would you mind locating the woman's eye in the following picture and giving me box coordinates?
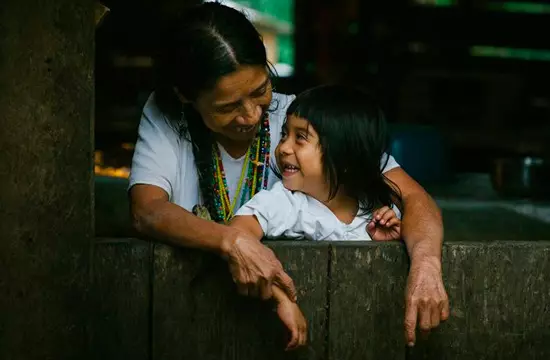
[297,133,307,141]
[217,105,237,114]
[252,86,268,97]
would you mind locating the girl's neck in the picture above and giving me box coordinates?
[321,190,358,225]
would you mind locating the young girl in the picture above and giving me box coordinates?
[230,85,403,350]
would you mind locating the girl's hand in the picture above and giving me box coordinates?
[275,299,308,351]
[367,206,401,241]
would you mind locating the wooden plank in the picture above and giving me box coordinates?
[152,241,329,360]
[328,242,409,360]
[409,242,550,360]
[91,238,152,360]
[0,1,94,358]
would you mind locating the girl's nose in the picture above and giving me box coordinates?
[277,137,293,156]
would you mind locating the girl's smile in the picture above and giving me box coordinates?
[276,115,327,200]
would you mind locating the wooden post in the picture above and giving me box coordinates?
[0,0,94,358]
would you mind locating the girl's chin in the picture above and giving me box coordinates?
[282,179,299,192]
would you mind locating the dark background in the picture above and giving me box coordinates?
[95,0,550,176]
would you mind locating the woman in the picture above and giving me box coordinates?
[129,2,448,346]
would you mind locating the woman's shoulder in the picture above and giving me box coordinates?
[139,92,181,138]
[269,92,295,131]
[271,92,296,115]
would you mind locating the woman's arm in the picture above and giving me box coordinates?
[383,168,449,346]
[130,184,297,301]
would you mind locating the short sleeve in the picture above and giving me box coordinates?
[235,182,302,237]
[381,153,400,173]
[128,93,180,199]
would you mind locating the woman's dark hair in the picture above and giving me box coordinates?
[285,85,403,215]
[152,1,270,221]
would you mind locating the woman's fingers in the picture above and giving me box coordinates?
[430,300,441,328]
[259,278,273,300]
[274,270,297,302]
[404,297,418,346]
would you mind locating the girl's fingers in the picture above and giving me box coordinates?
[381,209,396,225]
[375,206,390,220]
[286,325,298,350]
[385,217,400,228]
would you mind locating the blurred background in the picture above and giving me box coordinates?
[95,0,550,236]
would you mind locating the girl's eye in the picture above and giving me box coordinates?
[280,129,288,139]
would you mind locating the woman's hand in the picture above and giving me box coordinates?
[367,206,401,241]
[222,229,297,301]
[404,254,449,346]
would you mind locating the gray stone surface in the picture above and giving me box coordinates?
[0,0,94,358]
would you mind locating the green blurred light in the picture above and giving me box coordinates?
[487,2,550,14]
[414,0,455,7]
[470,46,550,62]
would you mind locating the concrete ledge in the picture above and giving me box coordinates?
[92,239,550,359]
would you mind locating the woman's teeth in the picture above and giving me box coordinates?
[236,126,255,133]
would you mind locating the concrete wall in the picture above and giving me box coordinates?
[92,239,550,360]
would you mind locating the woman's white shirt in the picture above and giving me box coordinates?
[129,92,400,212]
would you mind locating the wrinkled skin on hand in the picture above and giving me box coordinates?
[226,233,297,301]
[404,255,449,346]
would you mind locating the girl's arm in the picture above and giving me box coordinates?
[130,185,296,301]
[272,285,307,350]
[229,215,265,241]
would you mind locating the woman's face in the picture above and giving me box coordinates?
[193,65,272,142]
[276,115,328,201]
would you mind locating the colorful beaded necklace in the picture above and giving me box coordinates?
[211,115,271,223]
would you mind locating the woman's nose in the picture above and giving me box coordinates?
[235,101,261,125]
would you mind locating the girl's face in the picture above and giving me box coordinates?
[191,65,272,142]
[276,115,328,200]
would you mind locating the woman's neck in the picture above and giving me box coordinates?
[215,135,253,159]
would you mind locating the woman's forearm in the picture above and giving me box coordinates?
[401,190,443,263]
[384,168,443,262]
[132,196,237,257]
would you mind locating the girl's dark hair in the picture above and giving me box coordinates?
[286,85,403,215]
[152,2,269,221]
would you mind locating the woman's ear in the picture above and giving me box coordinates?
[173,87,190,104]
